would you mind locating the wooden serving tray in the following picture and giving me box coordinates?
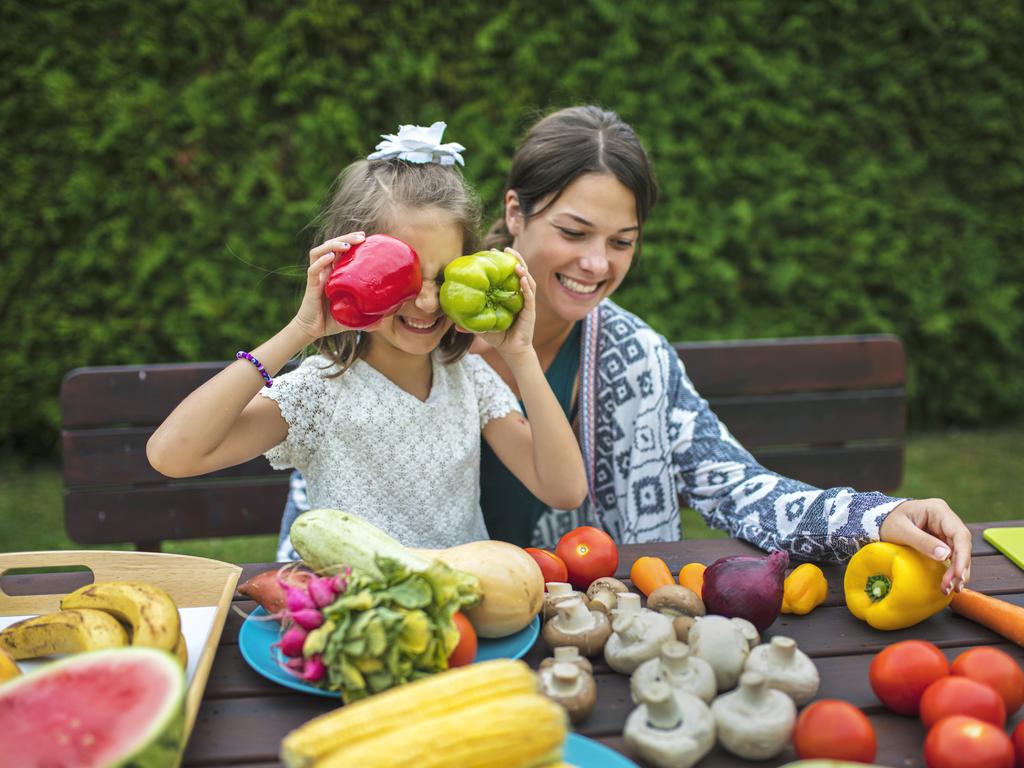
[0,550,242,741]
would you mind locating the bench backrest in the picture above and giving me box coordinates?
[60,334,905,549]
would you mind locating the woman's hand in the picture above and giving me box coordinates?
[292,233,381,340]
[879,498,972,594]
[473,249,537,359]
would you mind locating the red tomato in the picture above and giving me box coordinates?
[920,676,1006,728]
[952,646,1024,716]
[1011,720,1024,768]
[793,699,877,762]
[869,639,950,715]
[555,526,619,590]
[448,611,477,668]
[524,547,569,584]
[924,715,1015,768]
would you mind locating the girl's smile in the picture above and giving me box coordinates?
[396,313,445,334]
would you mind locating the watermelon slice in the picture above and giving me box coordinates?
[0,646,185,767]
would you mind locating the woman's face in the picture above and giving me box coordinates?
[508,172,639,325]
[370,209,460,357]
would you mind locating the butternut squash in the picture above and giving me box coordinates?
[414,541,544,638]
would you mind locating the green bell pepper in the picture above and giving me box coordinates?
[439,249,524,332]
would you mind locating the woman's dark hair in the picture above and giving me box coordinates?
[484,105,659,251]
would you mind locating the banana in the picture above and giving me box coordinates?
[60,581,181,652]
[0,647,21,681]
[0,608,129,660]
[172,632,188,669]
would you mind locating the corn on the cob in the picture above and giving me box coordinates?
[281,659,537,767]
[316,692,567,768]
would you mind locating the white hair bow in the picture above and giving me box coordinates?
[367,121,465,166]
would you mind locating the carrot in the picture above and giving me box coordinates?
[949,588,1024,646]
[630,556,675,597]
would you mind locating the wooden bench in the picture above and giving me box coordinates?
[60,334,906,550]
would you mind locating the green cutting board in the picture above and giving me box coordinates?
[983,527,1024,571]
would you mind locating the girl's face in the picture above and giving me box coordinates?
[508,172,639,325]
[371,209,461,357]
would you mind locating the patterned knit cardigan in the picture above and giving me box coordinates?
[529,300,904,563]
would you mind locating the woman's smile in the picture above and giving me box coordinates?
[556,273,603,296]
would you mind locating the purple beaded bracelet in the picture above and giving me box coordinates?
[236,351,273,388]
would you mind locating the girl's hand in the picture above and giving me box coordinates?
[472,249,537,358]
[292,233,382,340]
[879,498,972,594]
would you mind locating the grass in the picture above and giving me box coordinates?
[2,423,1022,562]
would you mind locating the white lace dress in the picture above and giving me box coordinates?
[260,353,520,551]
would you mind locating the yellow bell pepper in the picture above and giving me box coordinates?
[781,563,828,615]
[844,541,953,630]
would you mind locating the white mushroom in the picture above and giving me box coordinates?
[538,644,594,675]
[687,615,750,691]
[541,596,611,657]
[614,591,642,617]
[586,577,629,614]
[604,607,675,674]
[538,661,597,724]
[646,584,705,619]
[672,616,697,643]
[624,678,716,768]
[543,581,589,622]
[711,671,796,760]
[743,635,820,706]
[631,640,717,704]
[730,617,760,650]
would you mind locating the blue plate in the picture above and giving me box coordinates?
[238,607,540,698]
[565,733,639,767]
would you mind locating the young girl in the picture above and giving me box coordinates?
[146,123,589,559]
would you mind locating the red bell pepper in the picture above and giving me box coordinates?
[324,234,422,329]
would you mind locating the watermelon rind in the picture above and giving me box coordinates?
[0,646,185,768]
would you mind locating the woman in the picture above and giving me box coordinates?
[286,106,971,593]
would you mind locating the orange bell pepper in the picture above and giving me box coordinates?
[630,556,675,597]
[678,562,706,597]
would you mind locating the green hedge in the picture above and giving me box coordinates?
[2,0,1022,455]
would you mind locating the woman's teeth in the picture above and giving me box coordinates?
[558,274,600,294]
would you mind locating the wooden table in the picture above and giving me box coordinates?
[5,521,1024,767]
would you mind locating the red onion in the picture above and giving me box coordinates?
[702,550,789,632]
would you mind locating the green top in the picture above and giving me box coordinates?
[480,322,582,546]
